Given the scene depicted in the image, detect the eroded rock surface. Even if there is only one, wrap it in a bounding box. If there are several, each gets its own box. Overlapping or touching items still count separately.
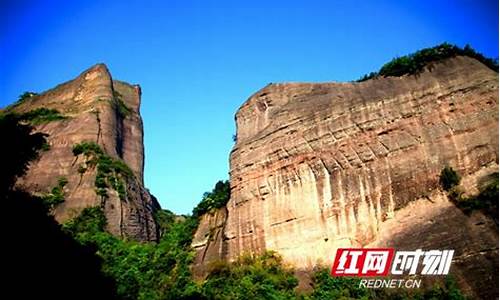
[367,162,498,300]
[13,64,158,241]
[194,56,498,296]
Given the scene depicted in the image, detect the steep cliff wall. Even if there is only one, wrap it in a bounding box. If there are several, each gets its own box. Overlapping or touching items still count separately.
[12,64,158,241]
[193,56,498,297]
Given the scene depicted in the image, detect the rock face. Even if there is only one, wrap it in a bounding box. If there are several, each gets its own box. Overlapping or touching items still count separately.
[367,162,498,299]
[13,64,158,241]
[193,56,498,297]
[192,207,228,277]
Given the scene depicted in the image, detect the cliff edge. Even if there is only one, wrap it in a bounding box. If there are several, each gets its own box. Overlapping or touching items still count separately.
[193,56,498,298]
[10,64,159,241]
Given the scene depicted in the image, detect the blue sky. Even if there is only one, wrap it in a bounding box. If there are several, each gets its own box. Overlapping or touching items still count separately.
[1,0,498,214]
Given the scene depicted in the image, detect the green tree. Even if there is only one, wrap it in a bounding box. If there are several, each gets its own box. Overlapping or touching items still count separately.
[201,251,299,300]
[41,176,68,211]
[193,180,230,217]
[20,107,66,124]
[64,206,200,300]
[309,268,372,299]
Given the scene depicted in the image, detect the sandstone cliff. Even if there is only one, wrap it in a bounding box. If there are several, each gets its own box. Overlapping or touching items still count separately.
[193,56,498,297]
[11,64,158,241]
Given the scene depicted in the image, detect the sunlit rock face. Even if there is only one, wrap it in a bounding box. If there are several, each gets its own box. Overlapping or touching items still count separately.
[193,56,498,297]
[228,56,498,265]
[192,207,228,277]
[13,64,158,241]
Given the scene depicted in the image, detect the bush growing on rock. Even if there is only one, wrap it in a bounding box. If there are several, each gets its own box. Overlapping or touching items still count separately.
[192,180,230,217]
[72,141,133,200]
[439,166,461,191]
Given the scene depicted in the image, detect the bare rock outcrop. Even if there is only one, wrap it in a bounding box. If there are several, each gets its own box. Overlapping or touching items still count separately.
[12,64,158,241]
[193,56,498,297]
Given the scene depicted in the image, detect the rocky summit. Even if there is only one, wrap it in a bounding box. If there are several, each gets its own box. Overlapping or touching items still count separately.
[12,64,159,241]
[192,56,498,298]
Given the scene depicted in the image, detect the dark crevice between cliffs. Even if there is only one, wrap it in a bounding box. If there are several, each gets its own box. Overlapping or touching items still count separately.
[93,109,102,144]
[111,88,127,238]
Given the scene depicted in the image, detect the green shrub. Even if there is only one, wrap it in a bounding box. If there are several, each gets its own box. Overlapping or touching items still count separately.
[420,276,466,300]
[20,108,66,125]
[41,141,51,151]
[154,209,176,238]
[370,276,466,300]
[358,71,378,81]
[440,166,461,191]
[64,206,200,300]
[72,141,133,200]
[116,98,131,118]
[309,268,371,299]
[6,91,39,109]
[357,43,498,81]
[41,176,68,210]
[58,177,68,186]
[192,180,230,217]
[201,251,299,300]
[18,91,38,102]
[72,141,104,156]
[63,206,107,235]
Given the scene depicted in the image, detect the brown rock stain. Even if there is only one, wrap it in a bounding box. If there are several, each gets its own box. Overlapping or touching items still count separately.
[194,56,498,297]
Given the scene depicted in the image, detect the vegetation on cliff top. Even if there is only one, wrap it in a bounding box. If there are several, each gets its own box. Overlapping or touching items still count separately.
[72,141,133,201]
[4,91,39,109]
[0,103,67,125]
[2,93,67,126]
[192,180,230,217]
[4,92,65,123]
[357,43,499,81]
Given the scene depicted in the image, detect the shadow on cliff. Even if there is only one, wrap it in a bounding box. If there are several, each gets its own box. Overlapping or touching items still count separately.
[380,203,498,300]
[1,112,119,300]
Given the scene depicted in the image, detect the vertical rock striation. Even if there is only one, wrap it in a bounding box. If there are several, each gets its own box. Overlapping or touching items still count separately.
[193,56,498,297]
[13,64,158,241]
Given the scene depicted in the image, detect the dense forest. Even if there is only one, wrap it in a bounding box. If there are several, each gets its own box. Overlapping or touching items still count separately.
[1,110,469,300]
